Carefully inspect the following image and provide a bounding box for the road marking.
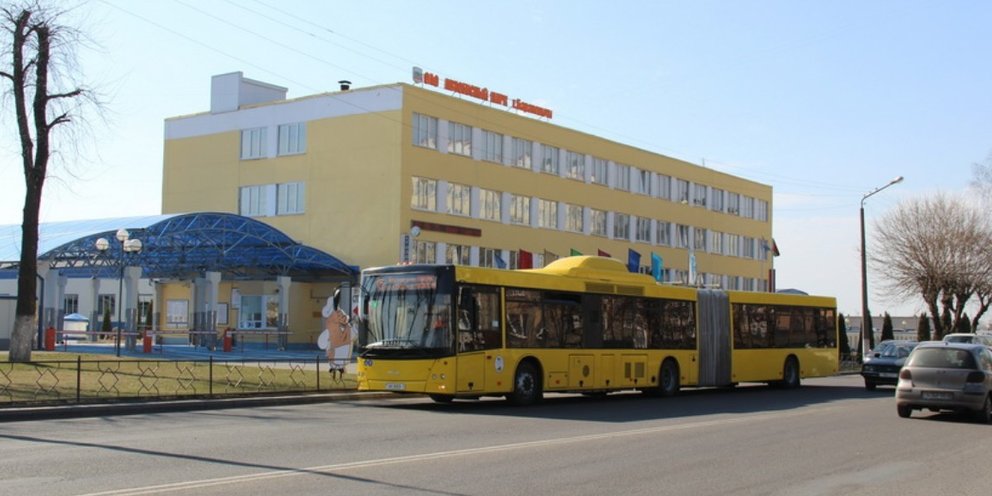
[76,406,839,496]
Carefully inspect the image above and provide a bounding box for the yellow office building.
[162,72,775,340]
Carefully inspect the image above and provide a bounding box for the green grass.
[0,351,355,405]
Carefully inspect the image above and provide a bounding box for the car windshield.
[359,272,453,357]
[907,347,977,369]
[944,335,973,343]
[877,343,914,358]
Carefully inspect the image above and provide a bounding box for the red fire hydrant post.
[44,326,56,351]
[223,328,232,352]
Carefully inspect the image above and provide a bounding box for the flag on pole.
[597,249,611,258]
[570,248,582,256]
[627,249,641,273]
[518,249,533,269]
[544,250,558,264]
[651,252,663,282]
[771,238,781,257]
[495,254,506,269]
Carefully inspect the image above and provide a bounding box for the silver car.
[895,342,992,423]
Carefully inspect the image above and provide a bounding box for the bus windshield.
[359,271,453,357]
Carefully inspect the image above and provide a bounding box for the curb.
[0,391,398,422]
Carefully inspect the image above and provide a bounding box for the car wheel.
[974,395,992,424]
[897,405,912,418]
[864,380,876,391]
[659,359,680,397]
[507,361,542,406]
[782,357,800,389]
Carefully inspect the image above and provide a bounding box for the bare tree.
[1,1,90,362]
[871,194,992,338]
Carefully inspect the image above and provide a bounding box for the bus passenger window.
[458,286,501,351]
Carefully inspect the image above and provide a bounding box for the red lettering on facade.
[423,72,440,87]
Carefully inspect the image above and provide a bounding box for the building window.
[480,247,502,268]
[165,299,188,329]
[538,199,557,229]
[240,127,267,160]
[98,294,116,318]
[412,113,438,149]
[636,169,652,195]
[742,196,755,219]
[636,217,651,243]
[614,213,630,240]
[743,236,756,259]
[541,144,559,175]
[482,130,504,163]
[480,188,501,221]
[565,204,583,232]
[239,295,280,329]
[591,157,607,185]
[615,164,631,191]
[711,188,724,212]
[590,208,607,237]
[658,174,672,200]
[512,137,532,169]
[277,122,306,156]
[710,231,723,254]
[277,182,305,215]
[694,227,707,251]
[447,182,471,216]
[756,199,769,222]
[565,150,584,180]
[240,184,274,217]
[657,220,671,246]
[693,184,707,207]
[413,240,436,264]
[676,179,690,203]
[727,192,740,215]
[510,194,531,225]
[448,121,472,156]
[725,234,739,256]
[63,294,79,315]
[446,243,471,265]
[411,177,437,210]
[676,224,690,249]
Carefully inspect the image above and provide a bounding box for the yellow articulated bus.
[356,256,837,405]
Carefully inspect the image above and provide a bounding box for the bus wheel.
[508,361,542,406]
[659,359,680,397]
[429,394,454,404]
[782,357,801,389]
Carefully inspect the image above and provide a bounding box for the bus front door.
[456,351,486,393]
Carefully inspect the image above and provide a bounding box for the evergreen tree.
[101,305,112,340]
[838,313,851,359]
[917,313,932,341]
[881,312,894,341]
[940,308,952,339]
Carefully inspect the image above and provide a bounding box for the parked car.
[861,340,919,390]
[895,342,992,423]
[943,333,992,347]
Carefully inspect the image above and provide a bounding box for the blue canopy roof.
[0,212,357,281]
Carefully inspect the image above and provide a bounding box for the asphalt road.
[2,374,990,496]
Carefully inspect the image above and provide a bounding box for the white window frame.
[479,188,501,221]
[448,121,472,156]
[277,182,305,215]
[590,208,607,237]
[565,151,584,180]
[512,137,532,169]
[412,112,438,149]
[277,122,306,156]
[615,164,631,191]
[636,217,651,243]
[565,204,583,232]
[591,157,608,186]
[541,144,560,175]
[481,130,504,163]
[240,127,267,160]
[509,195,531,225]
[240,184,276,217]
[614,213,630,240]
[657,174,672,200]
[656,220,671,246]
[447,183,471,216]
[411,177,437,211]
[538,199,557,229]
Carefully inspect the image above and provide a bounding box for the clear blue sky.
[1,0,990,320]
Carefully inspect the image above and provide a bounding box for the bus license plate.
[385,383,406,391]
[922,391,952,400]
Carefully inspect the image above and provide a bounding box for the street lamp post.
[95,229,143,357]
[860,176,903,360]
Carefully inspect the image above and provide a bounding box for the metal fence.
[0,356,353,407]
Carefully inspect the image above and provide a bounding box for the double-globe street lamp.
[95,229,143,357]
[860,176,903,360]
